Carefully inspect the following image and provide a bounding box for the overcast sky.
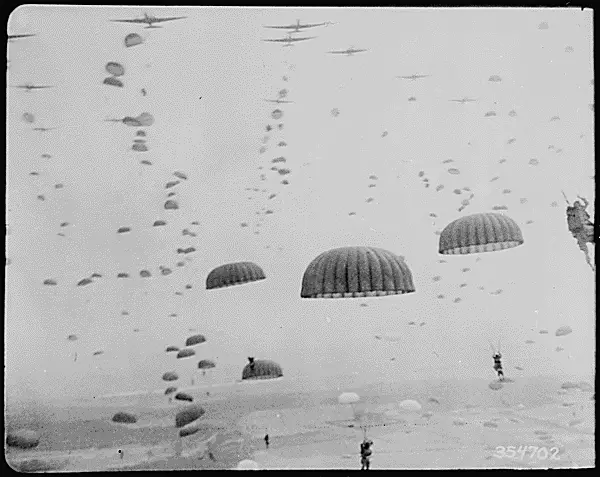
[6,6,594,402]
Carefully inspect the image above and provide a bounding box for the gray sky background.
[6,7,595,402]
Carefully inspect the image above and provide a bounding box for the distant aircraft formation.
[110,12,187,29]
[263,19,334,33]
[262,33,317,47]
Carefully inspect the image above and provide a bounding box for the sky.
[6,6,595,402]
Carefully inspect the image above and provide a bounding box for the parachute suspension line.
[561,190,571,206]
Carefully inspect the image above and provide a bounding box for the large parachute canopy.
[153,220,167,227]
[555,325,573,337]
[105,62,125,77]
[67,334,78,341]
[206,262,266,290]
[236,460,260,470]
[175,392,194,402]
[124,33,143,48]
[166,345,180,353]
[242,357,283,380]
[6,430,40,449]
[399,399,422,412]
[338,392,360,405]
[179,422,201,437]
[301,246,415,298]
[185,334,206,346]
[165,200,179,210]
[112,412,137,424]
[165,386,177,395]
[136,112,154,127]
[438,213,523,255]
[132,142,148,152]
[175,404,205,428]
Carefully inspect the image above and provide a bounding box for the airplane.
[110,12,187,29]
[8,33,36,41]
[396,74,430,81]
[262,34,316,47]
[263,19,334,33]
[32,127,58,132]
[449,97,477,104]
[264,98,295,104]
[12,84,53,92]
[327,46,368,56]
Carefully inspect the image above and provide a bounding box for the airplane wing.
[327,50,348,54]
[153,16,187,23]
[111,18,147,23]
[263,24,297,29]
[264,99,294,103]
[298,22,329,29]
[353,49,368,53]
[289,36,315,42]
[263,38,291,42]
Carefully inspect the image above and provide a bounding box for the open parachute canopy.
[206,262,266,290]
[177,348,195,359]
[179,422,201,438]
[438,213,523,255]
[6,430,40,449]
[105,62,125,77]
[132,142,149,152]
[165,345,179,353]
[137,112,154,127]
[124,33,143,48]
[175,404,205,427]
[242,357,283,380]
[162,371,179,382]
[301,246,415,298]
[165,386,177,395]
[198,359,216,369]
[338,392,360,405]
[103,76,124,88]
[112,412,137,424]
[185,334,206,346]
[175,392,194,402]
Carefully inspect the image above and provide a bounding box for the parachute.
[484,111,497,117]
[528,158,539,166]
[153,220,166,227]
[301,246,415,298]
[137,112,154,127]
[177,348,196,359]
[488,381,503,391]
[338,392,359,405]
[166,345,179,352]
[77,278,93,286]
[22,112,35,123]
[271,157,286,164]
[555,325,573,337]
[117,272,129,278]
[93,350,104,356]
[271,109,283,120]
[166,180,180,189]
[435,185,444,192]
[67,334,78,341]
[447,168,460,175]
[117,226,131,234]
[277,168,291,176]
[43,278,57,286]
[206,262,266,290]
[162,371,179,382]
[179,422,201,437]
[139,270,151,278]
[103,76,124,88]
[165,200,179,210]
[438,212,523,255]
[198,359,216,369]
[105,62,125,76]
[399,399,422,412]
[236,460,260,470]
[133,139,146,144]
[140,160,152,166]
[241,358,283,380]
[488,75,502,82]
[160,267,172,276]
[124,33,143,48]
[112,412,137,424]
[175,404,205,427]
[185,334,206,346]
[6,430,40,449]
[408,96,417,102]
[136,130,146,137]
[165,386,177,395]
[132,143,148,152]
[508,110,517,117]
[175,392,194,402]
[492,205,508,211]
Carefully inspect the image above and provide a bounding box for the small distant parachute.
[22,112,35,123]
[381,131,388,138]
[175,392,194,402]
[103,76,124,88]
[453,189,462,195]
[550,115,560,121]
[490,176,499,182]
[528,158,539,166]
[488,75,502,82]
[136,112,154,127]
[67,334,78,341]
[281,180,289,185]
[432,276,442,282]
[105,62,125,76]
[162,371,179,382]
[139,270,151,278]
[165,345,179,352]
[271,109,283,120]
[165,386,177,395]
[399,399,422,412]
[555,325,572,337]
[136,130,146,137]
[43,278,57,286]
[160,267,172,276]
[565,45,574,53]
[124,33,143,48]
[330,108,340,117]
[502,189,511,194]
[77,278,93,287]
[439,212,523,255]
[179,422,201,437]
[408,96,417,102]
[484,111,497,117]
[173,171,188,180]
[112,412,137,424]
[153,220,166,227]
[185,334,206,346]
[437,294,445,299]
[236,460,260,470]
[418,171,425,178]
[453,297,462,303]
[538,21,549,30]
[492,205,508,211]
[271,157,286,164]
[242,357,283,380]
[198,359,216,370]
[525,340,535,344]
[277,168,291,175]
[489,381,503,390]
[177,348,196,359]
[93,350,104,356]
[165,180,180,189]
[132,143,148,152]
[539,329,548,334]
[117,272,129,278]
[55,183,64,189]
[435,185,444,192]
[175,404,205,427]
[206,262,266,290]
[117,226,131,234]
[447,168,460,175]
[164,200,179,210]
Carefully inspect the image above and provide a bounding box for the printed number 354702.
[493,446,560,461]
